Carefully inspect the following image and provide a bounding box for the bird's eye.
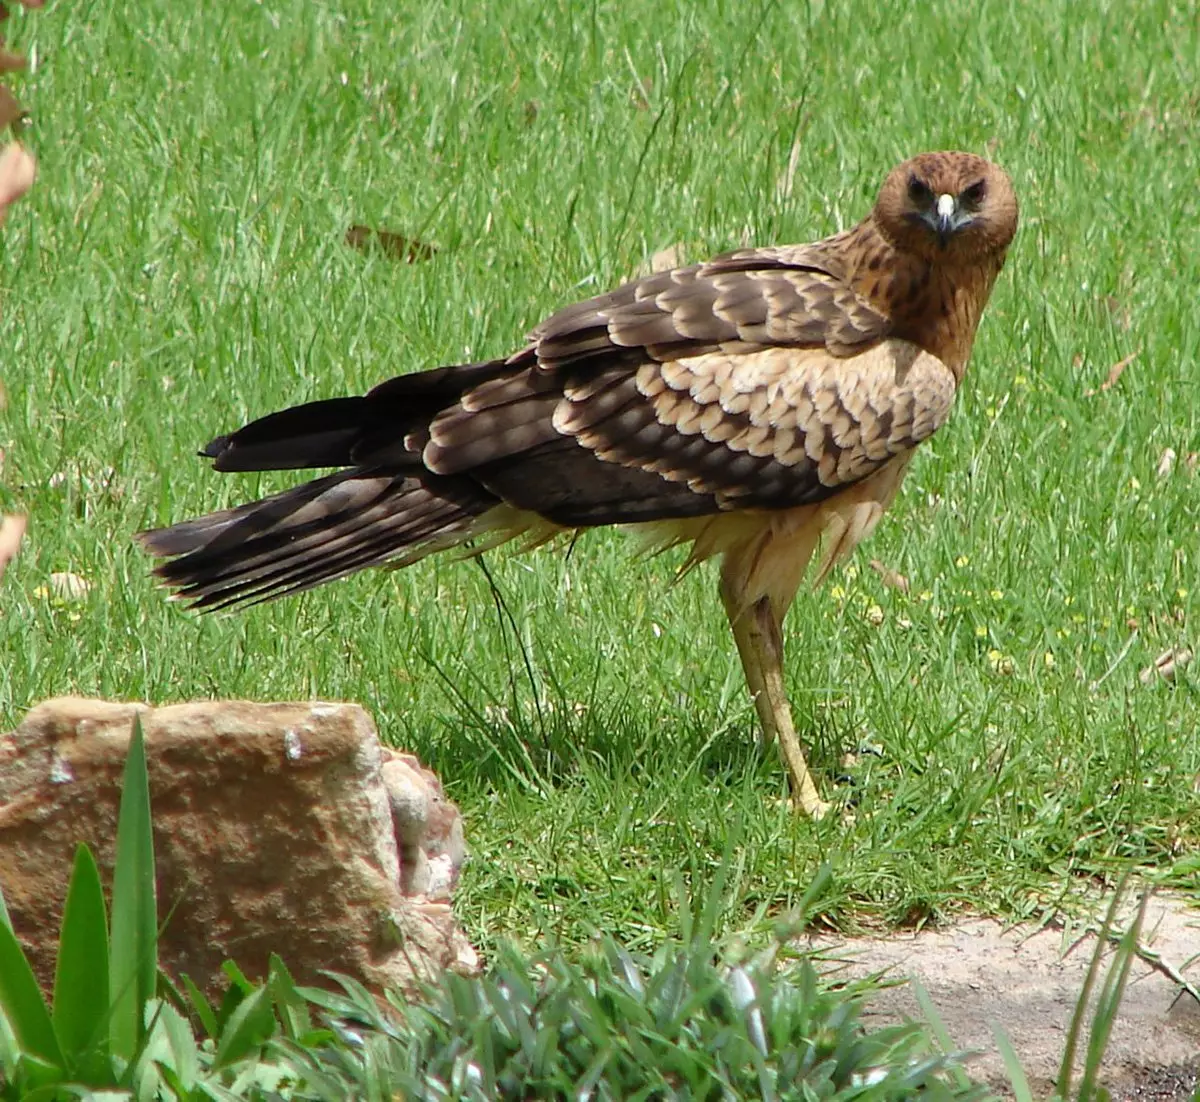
[907,175,933,203]
[960,180,987,207]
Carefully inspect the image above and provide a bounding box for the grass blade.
[52,844,111,1077]
[911,977,974,1094]
[1057,870,1132,1099]
[1077,891,1148,1102]
[0,920,65,1072]
[992,1024,1035,1102]
[108,717,158,1063]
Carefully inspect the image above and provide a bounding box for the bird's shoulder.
[521,239,891,370]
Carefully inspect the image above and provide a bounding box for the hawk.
[139,151,1019,818]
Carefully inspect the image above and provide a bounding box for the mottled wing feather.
[553,341,956,513]
[530,248,890,370]
[422,251,954,526]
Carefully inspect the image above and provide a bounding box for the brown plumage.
[139,151,1018,817]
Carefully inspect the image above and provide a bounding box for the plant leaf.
[267,954,312,1041]
[53,843,112,1078]
[17,1071,97,1101]
[0,920,64,1071]
[177,973,219,1041]
[213,970,249,1038]
[158,1000,201,1089]
[109,717,158,1063]
[212,986,276,1070]
[130,999,200,1095]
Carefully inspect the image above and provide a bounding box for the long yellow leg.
[720,581,831,819]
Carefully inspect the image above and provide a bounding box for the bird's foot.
[793,791,834,821]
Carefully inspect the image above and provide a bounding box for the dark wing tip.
[201,434,231,459]
[201,434,234,468]
[132,527,158,553]
[135,520,206,559]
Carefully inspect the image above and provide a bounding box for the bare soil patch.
[809,894,1200,1099]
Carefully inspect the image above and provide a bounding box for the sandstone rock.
[0,697,476,1000]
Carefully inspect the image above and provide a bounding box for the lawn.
[1,0,1197,961]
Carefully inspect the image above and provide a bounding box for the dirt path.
[808,894,1200,1099]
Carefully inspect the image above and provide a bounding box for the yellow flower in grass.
[987,649,1015,675]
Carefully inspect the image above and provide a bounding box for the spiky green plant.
[0,720,320,1099]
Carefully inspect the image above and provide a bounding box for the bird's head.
[873,151,1018,264]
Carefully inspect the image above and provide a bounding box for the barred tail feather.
[137,469,497,610]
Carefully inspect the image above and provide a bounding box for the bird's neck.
[833,219,1007,381]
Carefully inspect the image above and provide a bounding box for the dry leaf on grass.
[0,83,20,129]
[1084,350,1138,396]
[775,138,803,203]
[344,224,437,262]
[48,570,91,601]
[649,243,686,273]
[629,243,688,280]
[46,462,120,497]
[629,74,652,111]
[1100,294,1131,331]
[0,513,26,583]
[1139,647,1193,686]
[868,559,909,593]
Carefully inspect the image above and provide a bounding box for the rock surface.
[0,697,476,998]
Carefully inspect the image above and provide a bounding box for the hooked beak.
[929,192,969,248]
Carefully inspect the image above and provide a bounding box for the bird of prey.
[139,151,1018,818]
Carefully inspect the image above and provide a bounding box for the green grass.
[2,0,1198,959]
